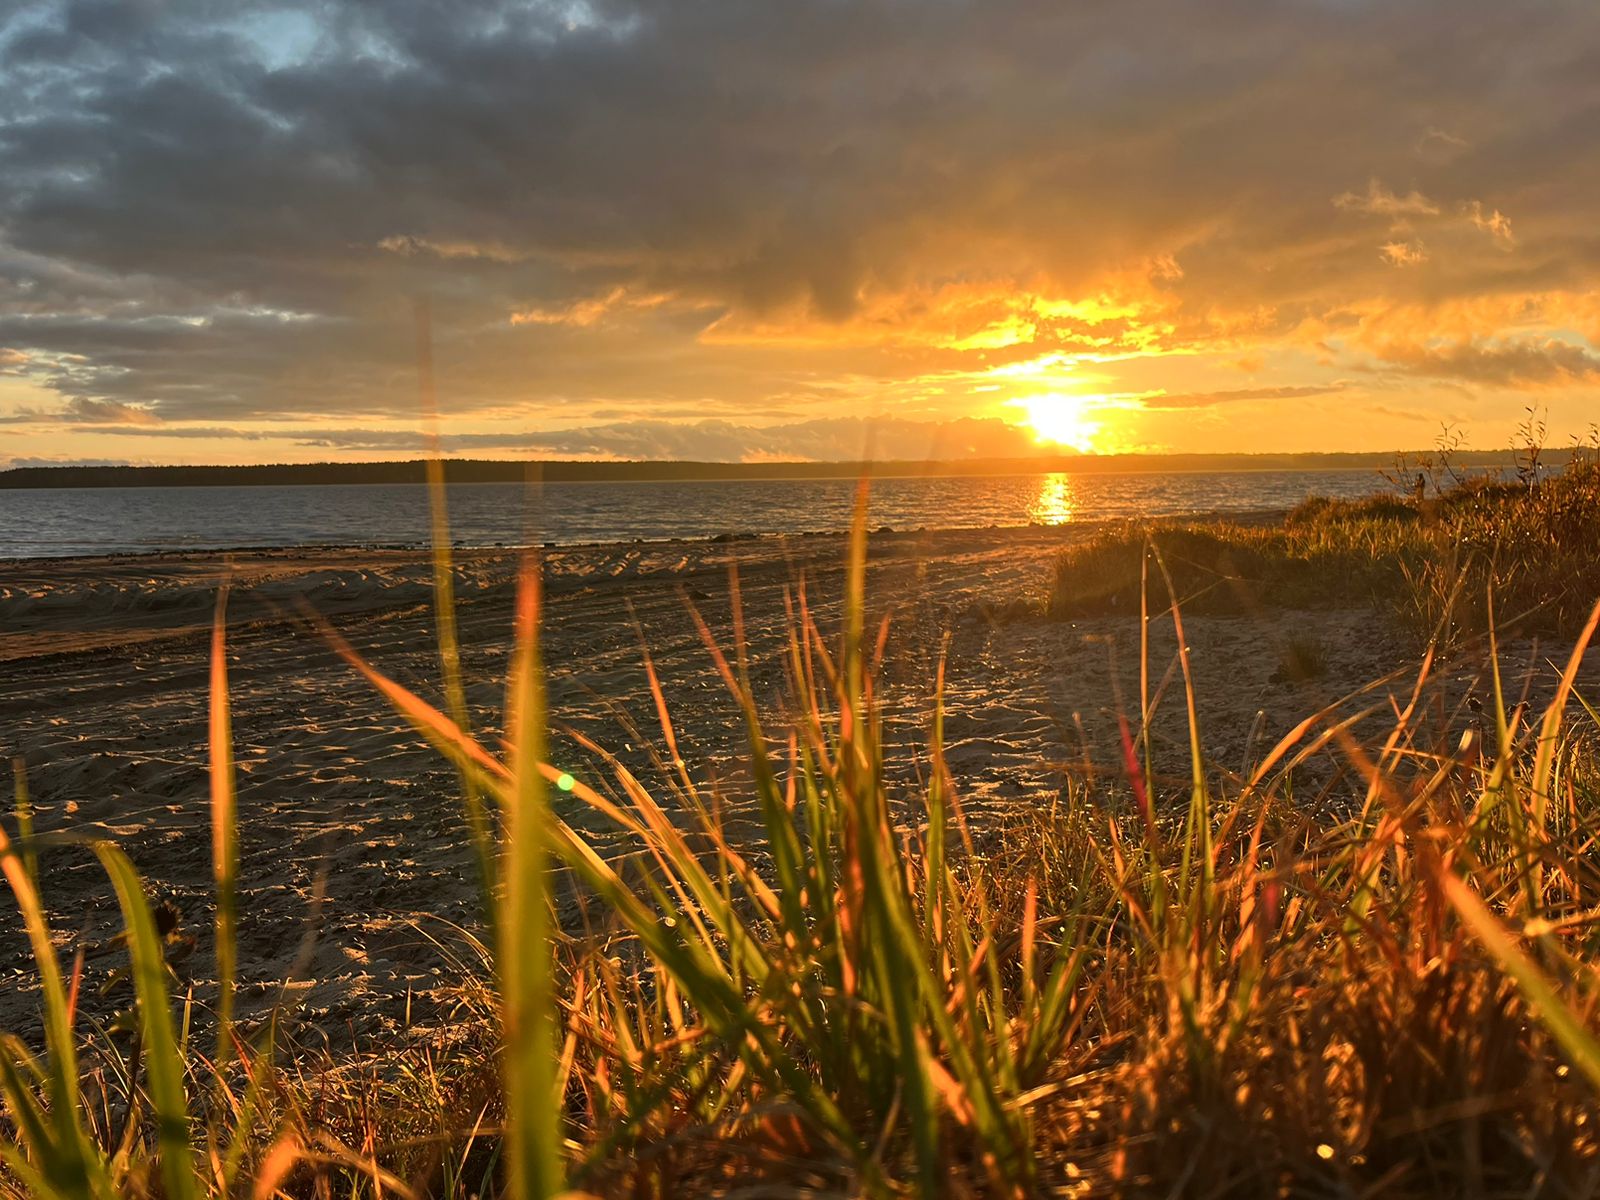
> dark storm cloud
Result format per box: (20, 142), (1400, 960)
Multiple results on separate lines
(1, 0), (1599, 432)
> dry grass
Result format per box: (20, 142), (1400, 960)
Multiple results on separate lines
(5, 480), (1600, 1197)
(1050, 461), (1600, 643)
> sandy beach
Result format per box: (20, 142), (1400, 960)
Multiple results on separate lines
(2, 524), (1590, 1048)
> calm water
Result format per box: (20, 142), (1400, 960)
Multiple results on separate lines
(0, 470), (1397, 559)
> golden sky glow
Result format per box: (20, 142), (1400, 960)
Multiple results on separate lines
(2, 2), (1599, 467)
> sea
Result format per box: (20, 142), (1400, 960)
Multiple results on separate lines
(0, 469), (1403, 559)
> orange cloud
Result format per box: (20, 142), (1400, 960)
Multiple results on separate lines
(1334, 180), (1441, 220)
(698, 265), (1184, 362)
(509, 287), (675, 328)
(1464, 201), (1516, 247)
(378, 235), (526, 263)
(1380, 240), (1428, 267)
(62, 398), (165, 425)
(1318, 291), (1600, 351)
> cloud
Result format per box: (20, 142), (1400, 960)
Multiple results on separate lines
(1380, 240), (1428, 267)
(1363, 403), (1465, 425)
(1334, 180), (1441, 219)
(0, 0), (1598, 458)
(510, 288), (673, 328)
(1378, 337), (1600, 387)
(506, 417), (1048, 462)
(1416, 127), (1470, 165)
(1, 455), (131, 470)
(0, 396), (162, 424)
(60, 396), (162, 424)
(1138, 384), (1347, 410)
(30, 414), (1053, 462)
(376, 235), (525, 264)
(1335, 180), (1526, 273)
(1464, 201), (1515, 247)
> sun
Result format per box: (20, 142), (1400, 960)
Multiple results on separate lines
(1017, 393), (1103, 452)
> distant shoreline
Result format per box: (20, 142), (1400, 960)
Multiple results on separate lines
(0, 450), (1547, 489)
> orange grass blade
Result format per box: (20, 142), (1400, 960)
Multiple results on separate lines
(250, 1133), (302, 1200)
(210, 583), (240, 1067)
(306, 607), (509, 787)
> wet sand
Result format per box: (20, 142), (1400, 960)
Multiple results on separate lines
(1, 524), (1590, 1046)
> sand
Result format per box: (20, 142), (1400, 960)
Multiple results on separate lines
(2, 524), (1595, 1047)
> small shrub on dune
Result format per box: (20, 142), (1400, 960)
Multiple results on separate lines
(1049, 526), (1277, 617)
(1273, 634), (1327, 681)
(1287, 492), (1421, 527)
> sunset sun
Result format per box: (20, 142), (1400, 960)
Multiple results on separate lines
(1017, 393), (1103, 453)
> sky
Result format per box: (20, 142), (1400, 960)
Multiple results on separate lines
(2, 0), (1599, 468)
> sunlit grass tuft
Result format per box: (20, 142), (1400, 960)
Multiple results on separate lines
(1050, 460), (1600, 642)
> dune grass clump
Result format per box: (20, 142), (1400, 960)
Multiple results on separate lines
(1050, 460), (1600, 639)
(4, 484), (1600, 1196)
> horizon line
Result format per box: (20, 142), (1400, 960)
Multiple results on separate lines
(0, 447), (1565, 489)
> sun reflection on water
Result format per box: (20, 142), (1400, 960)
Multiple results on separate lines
(1030, 473), (1078, 525)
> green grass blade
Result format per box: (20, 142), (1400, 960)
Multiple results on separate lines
(94, 842), (199, 1200)
(12, 758), (36, 885)
(0, 1037), (65, 1190)
(1443, 871), (1600, 1090)
(500, 559), (562, 1199)
(0, 818), (107, 1198)
(0, 1139), (57, 1198)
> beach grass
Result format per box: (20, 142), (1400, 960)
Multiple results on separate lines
(1050, 458), (1600, 642)
(4, 475), (1600, 1196)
